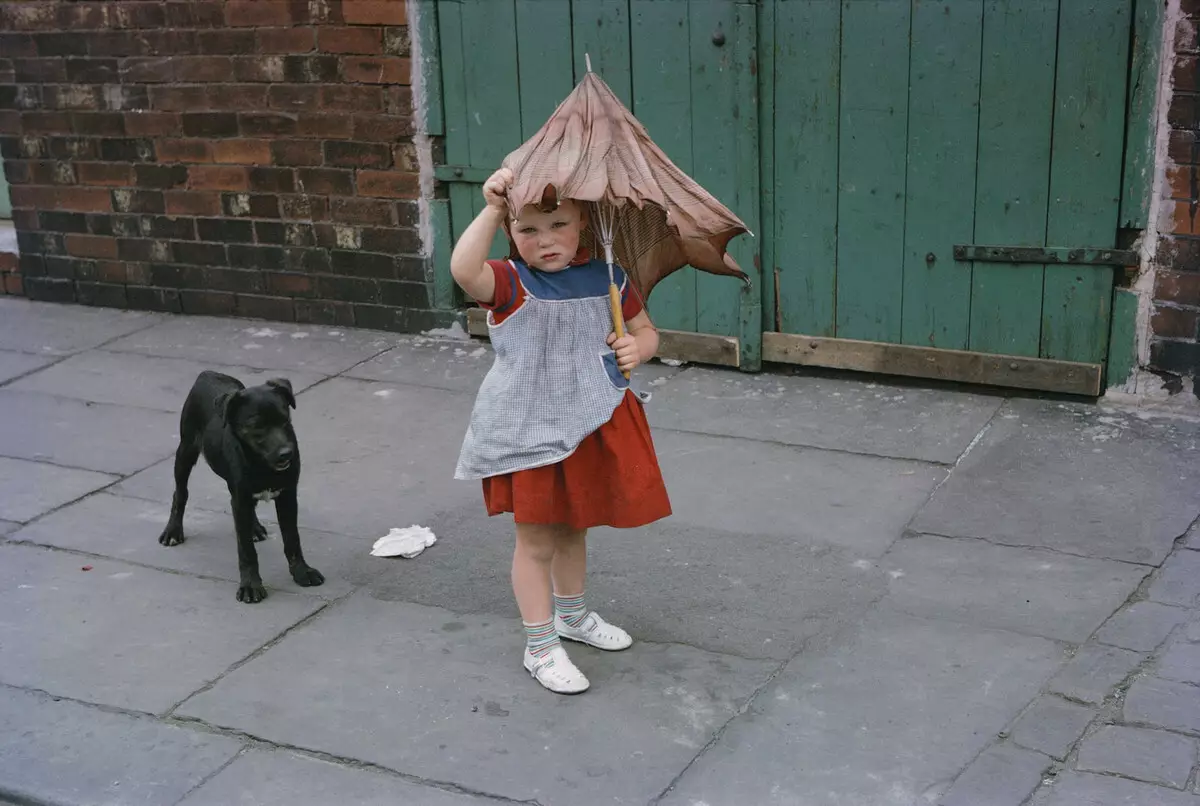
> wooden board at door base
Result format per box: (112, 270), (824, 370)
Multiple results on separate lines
(465, 307), (739, 367)
(762, 332), (1102, 397)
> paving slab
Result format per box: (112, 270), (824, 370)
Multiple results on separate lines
(650, 429), (945, 556)
(1148, 550), (1200, 607)
(342, 334), (493, 392)
(660, 610), (1065, 806)
(937, 743), (1053, 806)
(0, 686), (243, 806)
(6, 349), (327, 411)
(369, 506), (887, 661)
(103, 315), (396, 374)
(1032, 771), (1200, 806)
(913, 399), (1200, 564)
(1095, 601), (1190, 652)
(1008, 695), (1097, 760)
(881, 535), (1148, 642)
(0, 389), (178, 474)
(1048, 644), (1145, 705)
(178, 749), (496, 806)
(1157, 640), (1200, 684)
(113, 377), (479, 537)
(0, 455), (117, 523)
(1125, 676), (1200, 734)
(10, 492), (382, 601)
(0, 543), (323, 714)
(0, 521), (17, 536)
(0, 349), (56, 384)
(645, 366), (1001, 463)
(0, 297), (161, 356)
(1076, 725), (1197, 790)
(178, 592), (775, 806)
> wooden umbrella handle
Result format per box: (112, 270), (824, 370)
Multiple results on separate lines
(608, 283), (631, 379)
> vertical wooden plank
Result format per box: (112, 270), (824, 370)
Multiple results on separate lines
(630, 0), (695, 332)
(460, 0), (522, 261)
(732, 0), (761, 369)
(968, 0), (1058, 358)
(773, 0), (840, 337)
(572, 0), (632, 107)
(515, 0), (575, 140)
(1120, 0), (1165, 228)
(429, 198), (456, 309)
(1041, 0), (1132, 363)
(1105, 287), (1138, 388)
(691, 0), (747, 338)
(758, 0), (777, 333)
(835, 0), (910, 343)
(901, 0), (982, 350)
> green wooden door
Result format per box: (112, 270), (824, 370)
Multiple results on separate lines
(431, 0), (762, 367)
(763, 0), (1135, 385)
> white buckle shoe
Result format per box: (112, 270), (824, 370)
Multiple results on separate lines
(523, 646), (590, 694)
(555, 611), (633, 651)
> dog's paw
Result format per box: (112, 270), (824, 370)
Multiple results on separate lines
(236, 580), (268, 603)
(158, 524), (185, 547)
(291, 564), (325, 588)
(251, 520), (269, 542)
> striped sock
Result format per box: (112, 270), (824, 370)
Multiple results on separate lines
(554, 592), (589, 627)
(524, 619), (559, 658)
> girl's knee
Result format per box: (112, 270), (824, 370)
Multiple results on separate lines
(515, 523), (559, 562)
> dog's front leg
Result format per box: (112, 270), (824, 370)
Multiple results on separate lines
(232, 494), (268, 603)
(275, 487), (324, 588)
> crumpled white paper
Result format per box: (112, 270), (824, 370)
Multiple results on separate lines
(371, 525), (437, 558)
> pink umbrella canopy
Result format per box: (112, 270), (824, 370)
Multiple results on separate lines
(498, 61), (751, 302)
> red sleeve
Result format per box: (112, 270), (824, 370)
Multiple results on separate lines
(621, 273), (645, 321)
(478, 260), (515, 312)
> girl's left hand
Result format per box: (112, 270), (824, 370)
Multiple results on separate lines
(607, 332), (640, 372)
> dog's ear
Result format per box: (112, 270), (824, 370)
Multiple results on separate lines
(222, 390), (244, 423)
(266, 378), (296, 409)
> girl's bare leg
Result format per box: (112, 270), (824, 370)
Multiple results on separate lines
(512, 522), (559, 623)
(550, 526), (587, 598)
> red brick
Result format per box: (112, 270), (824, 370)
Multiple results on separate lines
(14, 57), (66, 83)
(1170, 130), (1199, 165)
(0, 110), (18, 134)
(341, 56), (411, 85)
(212, 139), (272, 165)
(65, 234), (119, 259)
(357, 170), (419, 199)
(95, 260), (127, 283)
(1169, 166), (1198, 201)
(1172, 201), (1199, 235)
(165, 0), (224, 28)
(1, 2), (58, 32)
(77, 162), (135, 186)
(189, 166), (249, 191)
(0, 34), (37, 58)
(384, 85), (412, 115)
(267, 272), (315, 296)
(110, 2), (167, 30)
(343, 1), (406, 26)
(259, 27), (316, 54)
(125, 112), (180, 137)
(239, 112), (299, 136)
(165, 190), (221, 217)
(331, 196), (394, 226)
(268, 84), (323, 111)
(324, 140), (390, 168)
(150, 85), (209, 112)
(296, 112), (353, 138)
(56, 187), (114, 212)
(319, 26), (383, 54)
(120, 57), (175, 84)
(237, 294), (295, 321)
(174, 56), (235, 83)
(58, 2), (111, 29)
(73, 112), (127, 136)
(209, 84), (270, 111)
(157, 138), (214, 164)
(198, 29), (257, 55)
(21, 111), (72, 134)
(4, 274), (24, 295)
(226, 0), (293, 27)
(234, 55), (287, 83)
(1177, 55), (1199, 94)
(271, 139), (324, 166)
(297, 168), (353, 195)
(354, 114), (413, 142)
(0, 252), (19, 272)
(1157, 269), (1200, 305)
(320, 84), (383, 111)
(1152, 304), (1200, 339)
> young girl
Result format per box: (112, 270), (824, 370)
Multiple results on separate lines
(451, 167), (672, 694)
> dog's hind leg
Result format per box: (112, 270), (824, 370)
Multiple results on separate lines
(158, 438), (200, 547)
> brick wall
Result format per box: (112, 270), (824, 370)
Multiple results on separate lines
(1151, 0), (1200, 388)
(0, 0), (447, 332)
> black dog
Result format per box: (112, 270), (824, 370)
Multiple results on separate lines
(158, 370), (324, 603)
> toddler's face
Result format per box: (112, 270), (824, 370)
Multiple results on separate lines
(511, 200), (585, 272)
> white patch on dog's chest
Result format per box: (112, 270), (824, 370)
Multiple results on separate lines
(254, 489), (282, 502)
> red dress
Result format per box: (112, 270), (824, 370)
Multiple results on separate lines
(477, 256), (672, 530)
